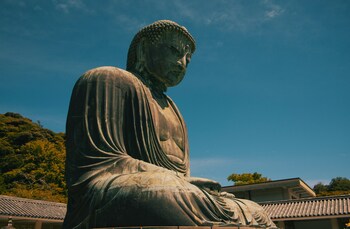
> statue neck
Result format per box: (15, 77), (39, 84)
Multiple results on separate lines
(133, 69), (167, 97)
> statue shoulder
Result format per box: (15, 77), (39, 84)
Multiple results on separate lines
(78, 66), (140, 88)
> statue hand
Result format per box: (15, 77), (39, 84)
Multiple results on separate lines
(220, 191), (235, 199)
(186, 177), (221, 192)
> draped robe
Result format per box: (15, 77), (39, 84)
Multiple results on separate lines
(63, 66), (276, 228)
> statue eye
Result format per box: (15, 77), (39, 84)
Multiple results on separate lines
(169, 45), (181, 56)
(184, 45), (191, 54)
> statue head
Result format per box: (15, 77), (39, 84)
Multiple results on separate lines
(127, 20), (196, 91)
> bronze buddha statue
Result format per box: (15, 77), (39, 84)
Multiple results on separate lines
(63, 20), (276, 229)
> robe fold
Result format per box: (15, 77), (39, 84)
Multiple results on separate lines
(63, 66), (276, 229)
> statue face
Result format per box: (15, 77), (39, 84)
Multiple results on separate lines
(144, 33), (192, 88)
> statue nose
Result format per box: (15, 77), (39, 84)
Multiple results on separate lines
(179, 55), (189, 68)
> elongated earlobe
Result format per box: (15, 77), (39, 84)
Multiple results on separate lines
(134, 39), (147, 73)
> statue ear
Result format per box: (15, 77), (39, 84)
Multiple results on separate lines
(134, 38), (147, 72)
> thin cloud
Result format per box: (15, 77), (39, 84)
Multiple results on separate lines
(52, 0), (92, 14)
(43, 1), (285, 34)
(172, 1), (199, 21)
(263, 0), (285, 19)
(265, 8), (284, 19)
(170, 0), (285, 33)
(113, 14), (147, 33)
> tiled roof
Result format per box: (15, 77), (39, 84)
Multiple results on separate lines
(260, 195), (350, 220)
(0, 195), (66, 220)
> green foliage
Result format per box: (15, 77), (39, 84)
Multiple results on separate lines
(328, 177), (350, 191)
(313, 177), (350, 196)
(227, 172), (271, 186)
(313, 182), (327, 194)
(0, 112), (67, 203)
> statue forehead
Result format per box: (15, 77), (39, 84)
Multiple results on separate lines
(136, 20), (195, 50)
(151, 31), (191, 46)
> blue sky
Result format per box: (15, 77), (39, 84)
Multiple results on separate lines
(1, 0), (349, 187)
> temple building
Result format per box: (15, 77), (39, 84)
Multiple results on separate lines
(222, 178), (350, 229)
(222, 177), (316, 202)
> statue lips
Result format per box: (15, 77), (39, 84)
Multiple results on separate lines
(167, 66), (185, 86)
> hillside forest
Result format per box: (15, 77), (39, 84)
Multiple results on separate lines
(0, 112), (66, 202)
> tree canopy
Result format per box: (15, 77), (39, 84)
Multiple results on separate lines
(0, 112), (67, 203)
(313, 177), (350, 196)
(227, 172), (271, 186)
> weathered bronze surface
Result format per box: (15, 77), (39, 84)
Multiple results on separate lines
(64, 20), (277, 229)
(94, 227), (267, 229)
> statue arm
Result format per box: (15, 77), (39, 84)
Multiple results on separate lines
(66, 66), (180, 185)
